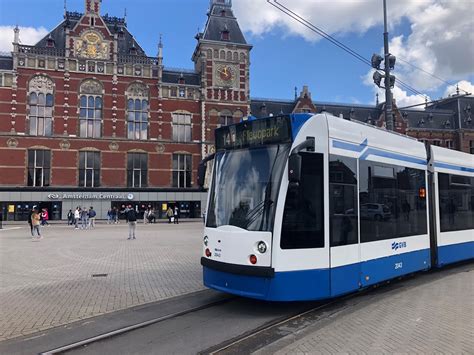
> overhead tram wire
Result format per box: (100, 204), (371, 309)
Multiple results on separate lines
(268, 0), (428, 100)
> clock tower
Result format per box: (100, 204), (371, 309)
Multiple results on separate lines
(193, 0), (252, 155)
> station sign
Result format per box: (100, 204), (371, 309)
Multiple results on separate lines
(47, 193), (135, 200)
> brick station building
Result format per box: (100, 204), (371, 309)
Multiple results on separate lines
(0, 0), (472, 221)
(0, 0), (251, 220)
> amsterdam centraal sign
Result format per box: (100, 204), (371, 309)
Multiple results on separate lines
(47, 193), (135, 200)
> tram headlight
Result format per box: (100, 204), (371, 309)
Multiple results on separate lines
(257, 241), (267, 254)
(203, 235), (209, 246)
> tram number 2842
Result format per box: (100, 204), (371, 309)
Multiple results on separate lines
(395, 262), (403, 270)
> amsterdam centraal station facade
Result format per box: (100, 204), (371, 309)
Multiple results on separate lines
(0, 0), (473, 221)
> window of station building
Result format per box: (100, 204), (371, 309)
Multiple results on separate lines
(470, 140), (474, 154)
(329, 155), (358, 247)
(27, 75), (54, 137)
(79, 79), (103, 138)
(127, 98), (148, 140)
(438, 173), (474, 232)
(281, 153), (325, 249)
(172, 113), (192, 142)
(28, 92), (53, 136)
(445, 140), (454, 149)
(78, 151), (100, 187)
(27, 150), (51, 187)
(79, 95), (102, 138)
(127, 152), (148, 187)
(219, 110), (233, 127)
(172, 154), (192, 188)
(359, 161), (427, 243)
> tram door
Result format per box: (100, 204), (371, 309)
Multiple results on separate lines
(329, 155), (361, 296)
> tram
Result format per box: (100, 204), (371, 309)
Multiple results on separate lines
(198, 113), (474, 301)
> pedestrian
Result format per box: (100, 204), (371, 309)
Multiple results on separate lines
(113, 207), (119, 224)
(31, 208), (42, 240)
(173, 206), (179, 224)
(88, 206), (96, 228)
(143, 208), (149, 224)
(126, 205), (137, 240)
(106, 209), (112, 224)
(27, 206), (35, 237)
(40, 208), (49, 226)
(148, 208), (156, 224)
(80, 207), (88, 229)
(67, 209), (74, 225)
(166, 207), (173, 223)
(74, 207), (80, 229)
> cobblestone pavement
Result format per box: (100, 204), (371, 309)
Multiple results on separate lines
(0, 221), (205, 341)
(267, 263), (474, 355)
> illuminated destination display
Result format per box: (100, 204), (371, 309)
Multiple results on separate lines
(215, 115), (292, 150)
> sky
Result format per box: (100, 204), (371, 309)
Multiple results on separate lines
(0, 0), (473, 109)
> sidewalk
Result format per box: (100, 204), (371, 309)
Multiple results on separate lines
(258, 262), (474, 354)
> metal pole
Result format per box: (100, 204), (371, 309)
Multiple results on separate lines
(383, 0), (393, 131)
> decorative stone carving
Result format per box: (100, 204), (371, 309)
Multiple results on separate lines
(80, 79), (102, 94)
(59, 139), (71, 150)
(209, 145), (215, 154)
(109, 141), (119, 151)
(29, 75), (54, 93)
(6, 138), (18, 148)
(126, 82), (149, 99)
(155, 143), (165, 154)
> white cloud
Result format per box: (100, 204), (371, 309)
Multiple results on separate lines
(0, 26), (48, 52)
(234, 0), (473, 101)
(443, 80), (474, 97)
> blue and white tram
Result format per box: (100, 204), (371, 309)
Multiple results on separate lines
(198, 113), (474, 301)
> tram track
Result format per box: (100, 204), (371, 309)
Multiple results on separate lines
(38, 295), (236, 355)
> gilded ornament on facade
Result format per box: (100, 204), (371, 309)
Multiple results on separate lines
(6, 138), (18, 148)
(109, 141), (119, 151)
(59, 139), (71, 150)
(75, 31), (109, 59)
(155, 143), (165, 153)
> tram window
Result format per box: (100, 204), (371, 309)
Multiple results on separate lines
(438, 173), (474, 232)
(359, 161), (427, 243)
(329, 155), (358, 246)
(281, 152), (324, 249)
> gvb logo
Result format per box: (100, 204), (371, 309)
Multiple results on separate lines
(392, 241), (407, 250)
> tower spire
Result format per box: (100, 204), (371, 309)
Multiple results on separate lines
(157, 34), (163, 59)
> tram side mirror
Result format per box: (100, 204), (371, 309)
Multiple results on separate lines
(197, 153), (215, 188)
(288, 153), (302, 184)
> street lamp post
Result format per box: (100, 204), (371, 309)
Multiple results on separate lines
(383, 0), (393, 131)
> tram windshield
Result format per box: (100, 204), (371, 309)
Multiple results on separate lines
(206, 144), (290, 231)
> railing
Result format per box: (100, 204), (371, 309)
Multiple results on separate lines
(118, 54), (159, 65)
(17, 45), (65, 57)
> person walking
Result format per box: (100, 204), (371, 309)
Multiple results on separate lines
(80, 207), (88, 229)
(31, 208), (42, 240)
(126, 205), (137, 240)
(88, 206), (96, 229)
(40, 208), (49, 226)
(173, 206), (179, 224)
(166, 207), (173, 224)
(27, 206), (35, 237)
(74, 207), (80, 229)
(106, 209), (112, 224)
(113, 207), (119, 224)
(67, 209), (74, 225)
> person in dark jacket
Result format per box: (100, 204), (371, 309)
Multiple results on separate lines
(126, 205), (137, 240)
(27, 206), (36, 237)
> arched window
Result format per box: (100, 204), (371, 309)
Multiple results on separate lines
(126, 83), (149, 140)
(28, 75), (54, 136)
(219, 109), (233, 127)
(79, 79), (103, 138)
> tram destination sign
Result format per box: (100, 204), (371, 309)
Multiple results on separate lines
(215, 115), (292, 151)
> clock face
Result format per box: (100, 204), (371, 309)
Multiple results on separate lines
(217, 65), (233, 82)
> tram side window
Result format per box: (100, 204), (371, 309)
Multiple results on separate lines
(359, 161), (427, 243)
(438, 173), (474, 232)
(329, 155), (358, 246)
(281, 152), (324, 249)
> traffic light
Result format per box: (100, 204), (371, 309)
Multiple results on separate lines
(373, 71), (384, 87)
(371, 54), (384, 70)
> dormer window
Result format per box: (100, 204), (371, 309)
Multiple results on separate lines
(46, 34), (55, 48)
(178, 77), (185, 85)
(129, 42), (137, 55)
(220, 10), (226, 16)
(221, 27), (230, 41)
(118, 27), (124, 39)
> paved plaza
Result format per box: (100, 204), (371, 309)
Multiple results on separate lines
(0, 221), (205, 341)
